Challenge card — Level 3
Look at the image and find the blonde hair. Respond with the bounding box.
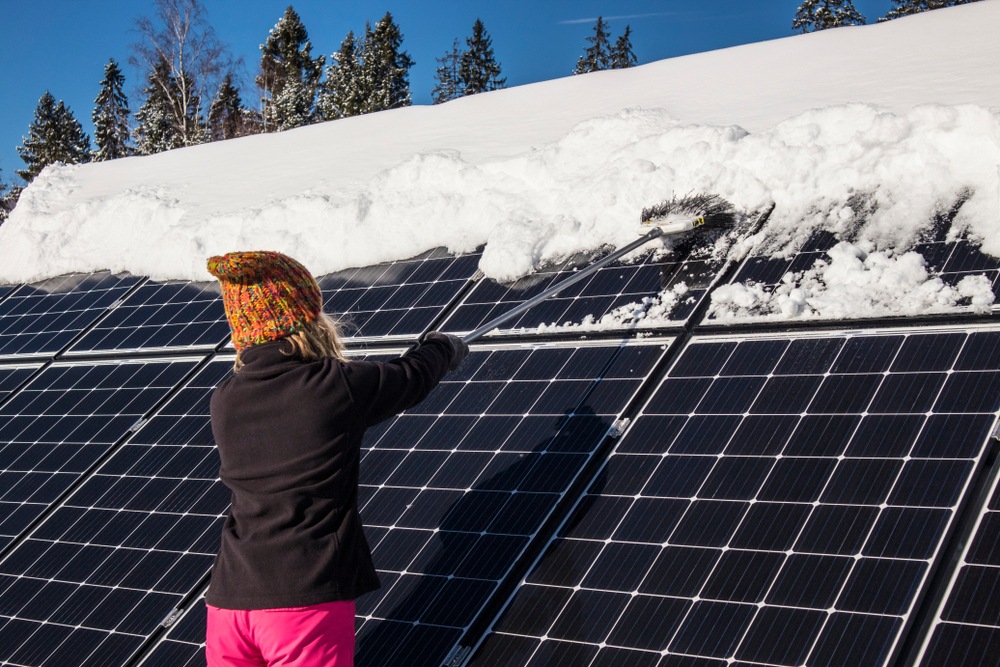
[234,312,348,371]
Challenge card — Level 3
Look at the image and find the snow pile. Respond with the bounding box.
[711,241,995,320]
[0,2,998,324]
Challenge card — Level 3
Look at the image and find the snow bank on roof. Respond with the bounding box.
[0,1,998,302]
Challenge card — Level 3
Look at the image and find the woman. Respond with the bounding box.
[204,250,467,666]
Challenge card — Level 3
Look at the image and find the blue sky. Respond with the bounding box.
[0,1,896,186]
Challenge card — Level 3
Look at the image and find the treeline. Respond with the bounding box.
[0,2,637,221]
[793,0,980,33]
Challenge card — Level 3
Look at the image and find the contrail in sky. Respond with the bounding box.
[558,12,677,25]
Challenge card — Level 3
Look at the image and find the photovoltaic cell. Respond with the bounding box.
[352,340,667,666]
[321,247,482,340]
[0,273,142,358]
[67,280,229,353]
[0,365,42,404]
[439,246,723,336]
[0,358,200,554]
[916,462,1000,666]
[0,358,228,667]
[468,327,1000,667]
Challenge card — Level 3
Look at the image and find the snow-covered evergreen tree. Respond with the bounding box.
[208,73,249,141]
[360,12,414,113]
[0,171,13,224]
[16,92,91,183]
[574,17,612,74]
[794,0,867,32]
[610,25,637,69]
[432,39,463,104]
[92,59,132,161]
[460,19,506,96]
[318,31,365,120]
[257,6,324,131]
[881,0,981,21]
[133,56,183,155]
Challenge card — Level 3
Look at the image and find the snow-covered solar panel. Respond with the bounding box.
[0,358,227,667]
[465,327,1000,667]
[0,273,142,358]
[440,247,720,337]
[916,460,1000,666]
[352,340,667,666]
[321,247,482,341]
[712,226,1000,322]
[66,280,229,353]
[0,358,199,555]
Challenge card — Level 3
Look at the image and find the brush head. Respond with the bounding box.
[640,193,738,229]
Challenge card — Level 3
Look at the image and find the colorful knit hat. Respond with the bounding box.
[207,251,322,351]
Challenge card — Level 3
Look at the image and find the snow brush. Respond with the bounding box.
[462,194,739,342]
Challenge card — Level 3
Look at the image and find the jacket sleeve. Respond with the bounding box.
[342,336,454,427]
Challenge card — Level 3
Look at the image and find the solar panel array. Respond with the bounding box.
[0,219,997,667]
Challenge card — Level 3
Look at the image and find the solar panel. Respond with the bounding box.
[916,455,1000,666]
[0,358,230,667]
[66,280,229,354]
[0,273,142,358]
[716,224,1000,322]
[439,247,719,337]
[352,339,668,666]
[0,358,201,555]
[465,326,1000,667]
[321,247,482,340]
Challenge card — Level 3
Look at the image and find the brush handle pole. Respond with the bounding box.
[462,226,665,343]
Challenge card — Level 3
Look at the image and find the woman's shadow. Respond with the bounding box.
[355,404,611,666]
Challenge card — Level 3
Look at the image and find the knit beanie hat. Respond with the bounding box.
[207,251,322,351]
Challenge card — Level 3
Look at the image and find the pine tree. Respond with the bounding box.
[92,59,133,161]
[881,0,981,21]
[432,39,463,104]
[574,17,612,74]
[0,170,12,224]
[208,73,248,141]
[794,0,867,32]
[318,31,367,120]
[257,6,325,131]
[133,56,183,155]
[610,25,637,69]
[460,19,506,96]
[16,92,91,183]
[360,12,414,113]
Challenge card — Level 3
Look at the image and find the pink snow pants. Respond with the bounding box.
[206,600,356,667]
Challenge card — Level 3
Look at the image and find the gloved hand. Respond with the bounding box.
[424,331,469,371]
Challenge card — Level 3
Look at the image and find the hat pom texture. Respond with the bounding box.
[207,251,322,351]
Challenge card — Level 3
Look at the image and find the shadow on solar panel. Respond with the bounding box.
[0,272,142,358]
[67,279,229,354]
[318,247,482,341]
[710,197,1000,323]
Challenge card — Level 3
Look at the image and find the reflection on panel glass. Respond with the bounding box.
[469,328,1000,667]
[0,273,142,357]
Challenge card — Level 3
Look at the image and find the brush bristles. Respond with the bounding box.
[641,193,735,224]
